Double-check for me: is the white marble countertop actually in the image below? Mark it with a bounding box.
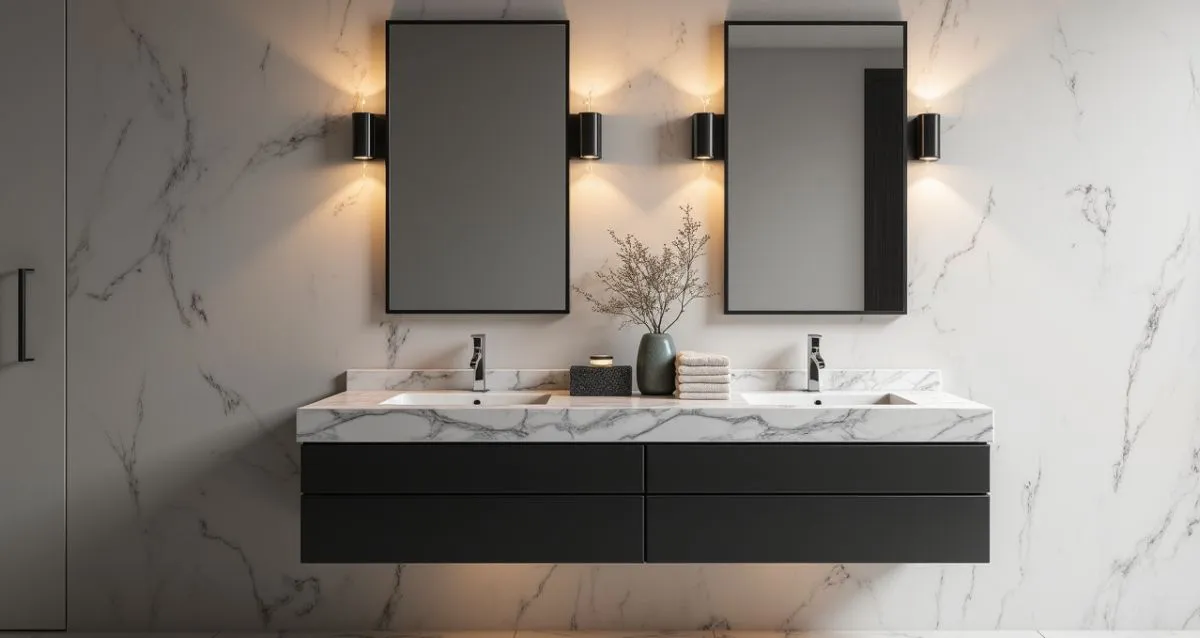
[296,369,993,444]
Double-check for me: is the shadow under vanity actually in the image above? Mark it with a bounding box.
[310,20,988,565]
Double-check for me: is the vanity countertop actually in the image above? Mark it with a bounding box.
[296,383,993,444]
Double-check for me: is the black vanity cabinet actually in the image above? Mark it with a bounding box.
[301,443,990,564]
[301,444,644,563]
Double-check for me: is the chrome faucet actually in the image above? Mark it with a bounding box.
[470,334,487,392]
[806,334,826,392]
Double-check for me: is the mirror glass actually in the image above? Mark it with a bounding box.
[387,21,569,313]
[724,22,907,314]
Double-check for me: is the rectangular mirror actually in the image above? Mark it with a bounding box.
[386,21,569,313]
[724,21,907,314]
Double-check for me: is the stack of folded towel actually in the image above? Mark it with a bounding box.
[675,351,732,400]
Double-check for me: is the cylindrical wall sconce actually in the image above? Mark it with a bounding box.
[913,112,940,161]
[353,112,387,160]
[691,112,725,160]
[569,112,602,160]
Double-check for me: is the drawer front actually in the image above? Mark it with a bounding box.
[302,443,643,494]
[646,495,988,563]
[303,495,644,563]
[646,444,989,494]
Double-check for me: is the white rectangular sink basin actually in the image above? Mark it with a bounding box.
[740,391,915,407]
[380,391,553,407]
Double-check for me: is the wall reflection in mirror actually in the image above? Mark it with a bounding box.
[724,22,907,314]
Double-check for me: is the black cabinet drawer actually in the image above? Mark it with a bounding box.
[645,495,988,563]
[303,495,644,563]
[646,444,988,494]
[302,443,643,494]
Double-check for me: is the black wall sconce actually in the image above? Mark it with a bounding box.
[353,112,387,160]
[691,112,725,160]
[911,112,940,162]
[569,112,602,160]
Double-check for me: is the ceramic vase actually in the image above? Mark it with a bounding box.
[636,332,677,396]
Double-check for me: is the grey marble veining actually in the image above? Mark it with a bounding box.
[64,0,1200,631]
[297,394,992,443]
[298,367,988,443]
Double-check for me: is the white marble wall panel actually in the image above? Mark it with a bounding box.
[66,0,1200,632]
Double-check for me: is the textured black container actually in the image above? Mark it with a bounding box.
[570,365,633,397]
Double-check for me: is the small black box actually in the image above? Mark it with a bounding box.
[570,365,633,397]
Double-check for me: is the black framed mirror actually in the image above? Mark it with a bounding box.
[723,21,908,315]
[386,20,570,314]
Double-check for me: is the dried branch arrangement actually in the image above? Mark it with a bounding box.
[574,203,715,334]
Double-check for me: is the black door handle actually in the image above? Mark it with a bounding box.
[18,268,33,362]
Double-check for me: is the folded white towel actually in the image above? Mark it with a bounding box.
[677,374,731,384]
[677,351,731,367]
[676,365,731,376]
[676,382,731,393]
[675,391,731,400]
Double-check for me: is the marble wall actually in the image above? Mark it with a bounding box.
[65,0,1200,631]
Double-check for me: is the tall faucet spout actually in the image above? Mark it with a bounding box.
[471,334,487,392]
[806,334,825,392]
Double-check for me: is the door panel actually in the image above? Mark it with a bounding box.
[0,0,66,629]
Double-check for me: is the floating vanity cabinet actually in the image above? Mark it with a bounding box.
[646,496,987,563]
[301,444,645,563]
[301,442,989,564]
[644,444,989,563]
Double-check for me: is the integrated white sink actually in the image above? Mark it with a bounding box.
[298,369,993,443]
[380,391,553,407]
[740,391,915,406]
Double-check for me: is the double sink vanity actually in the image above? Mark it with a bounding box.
[305,18,989,566]
[297,368,993,565]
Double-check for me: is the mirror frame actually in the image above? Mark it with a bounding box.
[384,20,571,315]
[722,20,909,316]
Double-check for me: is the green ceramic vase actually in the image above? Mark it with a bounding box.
[636,332,677,396]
